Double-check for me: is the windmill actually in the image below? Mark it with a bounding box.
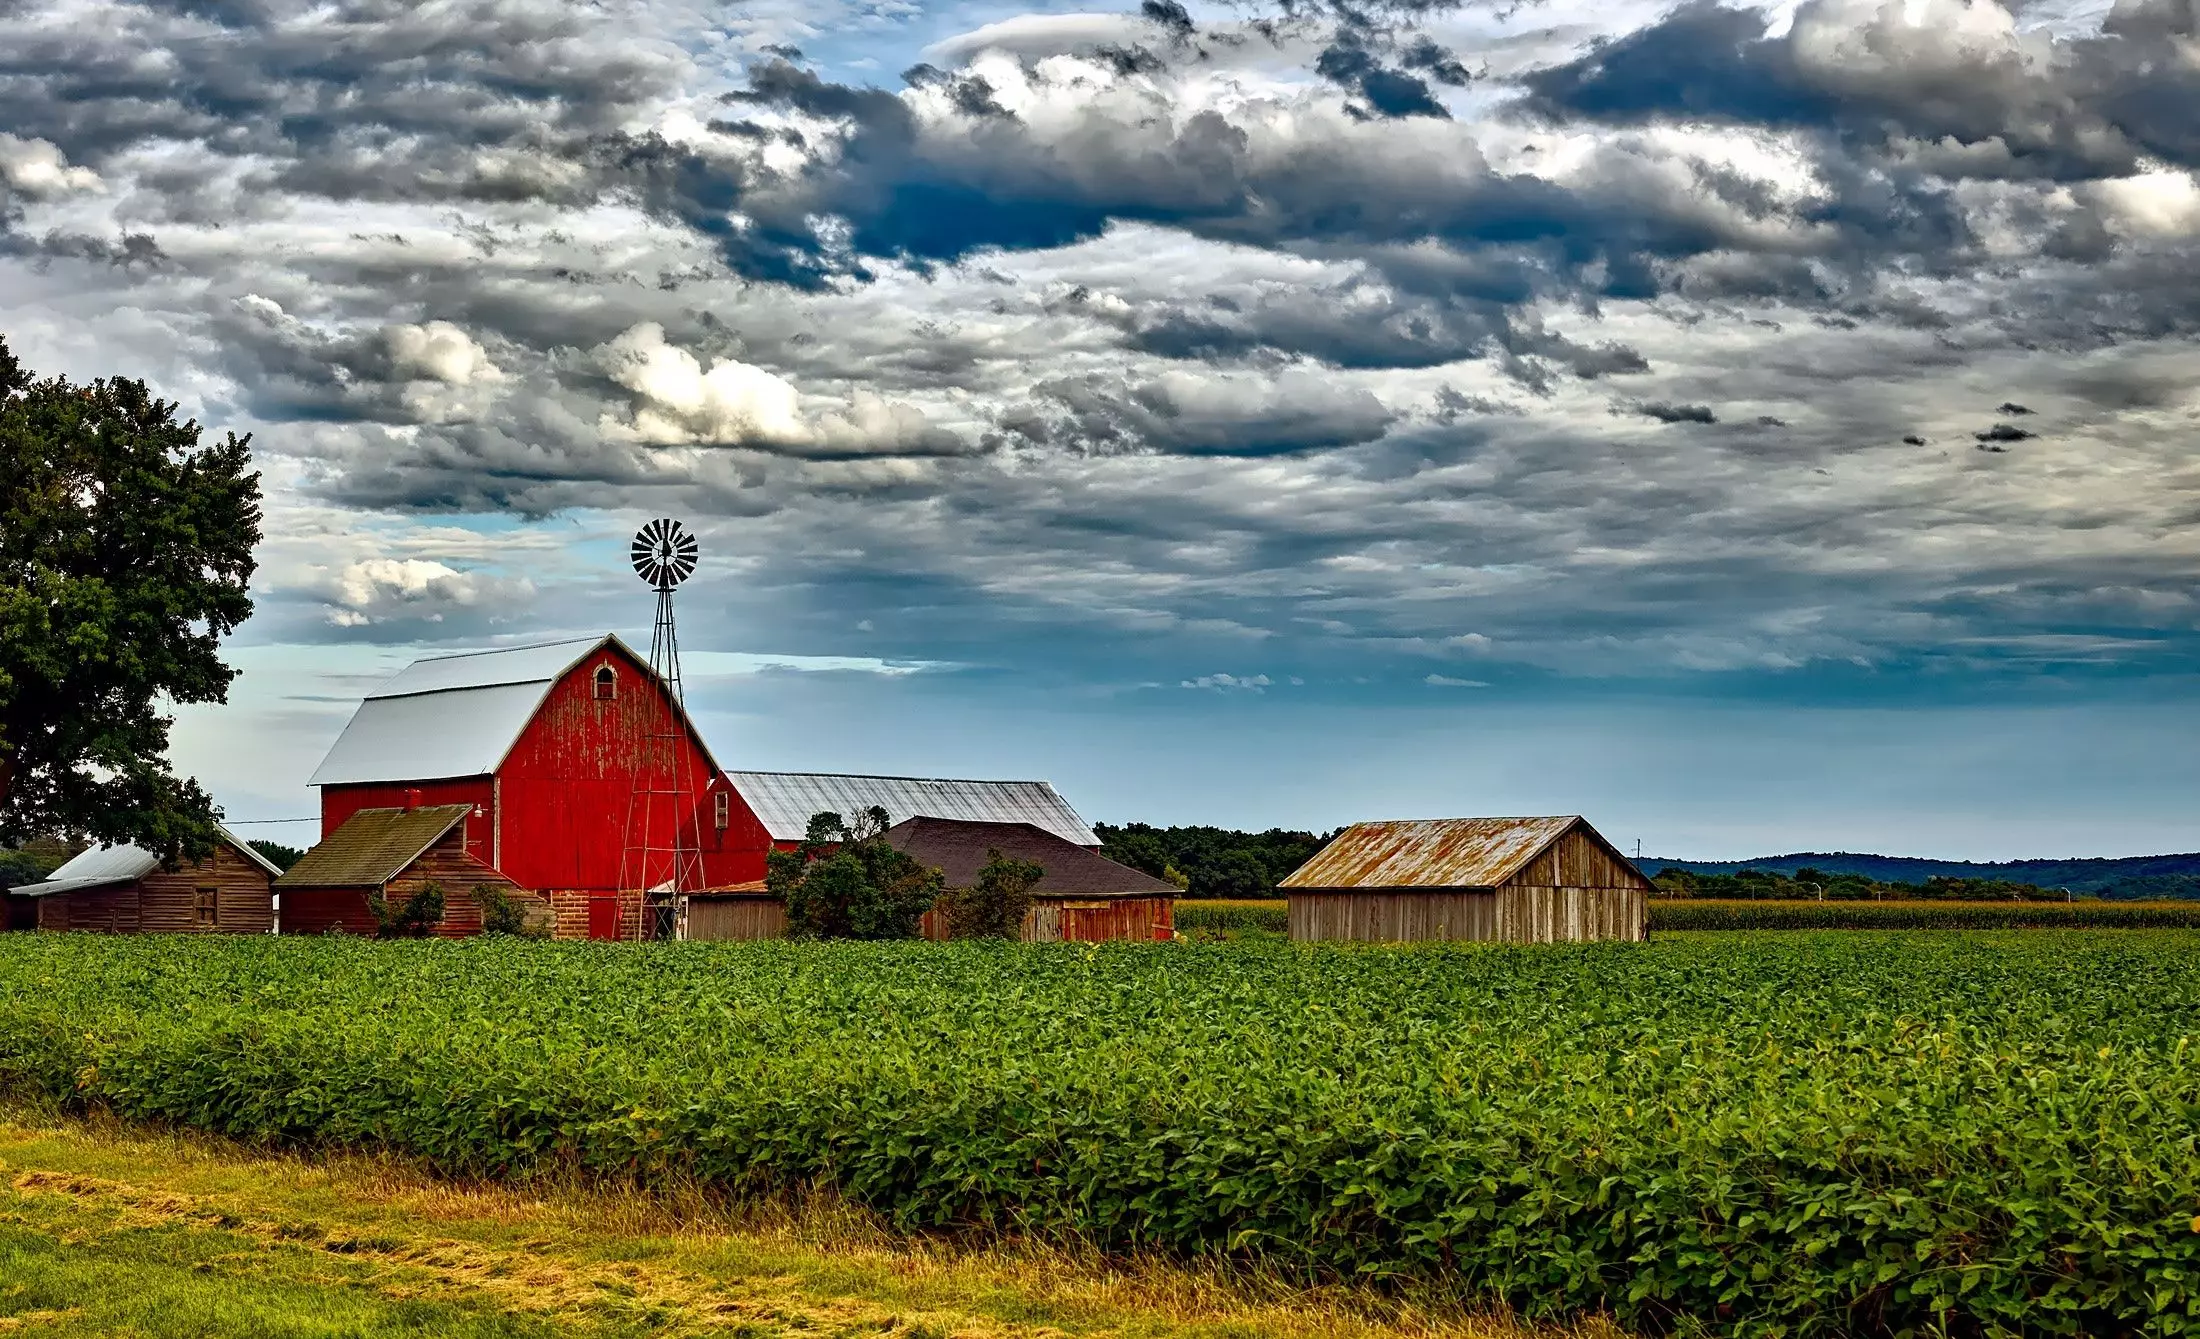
[619,518,702,940]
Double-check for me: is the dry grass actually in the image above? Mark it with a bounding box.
[0,1105,1624,1339]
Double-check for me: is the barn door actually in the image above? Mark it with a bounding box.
[587,896,621,941]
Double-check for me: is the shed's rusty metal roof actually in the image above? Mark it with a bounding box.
[274,805,471,889]
[1279,816,1584,890]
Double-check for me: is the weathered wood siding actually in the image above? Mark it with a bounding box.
[138,843,274,933]
[1053,897,1173,942]
[1288,890,1498,942]
[1504,829,1649,893]
[683,895,787,941]
[1492,885,1646,943]
[280,889,377,936]
[40,885,140,932]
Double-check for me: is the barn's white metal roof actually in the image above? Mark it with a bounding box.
[9,824,282,896]
[726,772,1100,847]
[307,634,717,787]
[311,681,559,786]
[369,637,604,700]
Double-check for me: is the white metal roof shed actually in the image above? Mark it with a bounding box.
[726,772,1101,847]
[8,824,283,896]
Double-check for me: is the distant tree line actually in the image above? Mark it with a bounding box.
[1652,866,2076,902]
[1095,823,1336,899]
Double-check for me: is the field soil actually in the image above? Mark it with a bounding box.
[0,1107,1610,1339]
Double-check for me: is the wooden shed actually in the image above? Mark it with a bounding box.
[5,825,280,934]
[276,803,546,936]
[1279,816,1649,943]
[890,817,1177,942]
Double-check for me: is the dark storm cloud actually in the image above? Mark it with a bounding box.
[1002,369,1396,456]
[1627,400,1719,424]
[1523,0,2200,180]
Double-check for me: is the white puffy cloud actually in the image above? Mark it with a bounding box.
[0,133,101,197]
[595,322,960,456]
[309,558,535,627]
[385,322,502,386]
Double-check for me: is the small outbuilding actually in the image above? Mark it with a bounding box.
[1279,816,1650,943]
[888,816,1178,942]
[6,825,281,934]
[276,802,545,936]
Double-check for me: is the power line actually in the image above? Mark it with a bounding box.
[223,816,317,825]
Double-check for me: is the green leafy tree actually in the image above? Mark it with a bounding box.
[0,335,261,862]
[247,840,304,872]
[943,848,1043,940]
[769,807,943,940]
[471,882,539,936]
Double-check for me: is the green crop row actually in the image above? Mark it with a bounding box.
[1651,897,2200,931]
[1,932,2197,1336]
[1173,900,1287,934]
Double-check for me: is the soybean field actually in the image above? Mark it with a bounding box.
[1,931,2196,1336]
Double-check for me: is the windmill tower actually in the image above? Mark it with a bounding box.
[620,518,702,940]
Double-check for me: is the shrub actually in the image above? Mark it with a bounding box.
[367,880,444,938]
[470,882,537,936]
[942,848,1043,939]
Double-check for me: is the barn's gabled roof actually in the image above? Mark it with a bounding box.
[309,634,713,787]
[1280,816,1610,890]
[884,817,1177,897]
[8,824,283,897]
[726,772,1100,847]
[274,805,473,889]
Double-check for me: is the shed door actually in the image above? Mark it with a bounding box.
[586,896,621,941]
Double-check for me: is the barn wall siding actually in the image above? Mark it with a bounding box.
[138,845,274,934]
[496,645,769,895]
[1288,891,1498,942]
[380,828,539,938]
[684,897,788,941]
[281,890,378,936]
[322,777,494,856]
[1493,886,1647,943]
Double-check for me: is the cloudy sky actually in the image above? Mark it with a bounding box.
[6,0,2199,859]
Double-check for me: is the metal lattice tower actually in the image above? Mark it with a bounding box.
[620,518,702,941]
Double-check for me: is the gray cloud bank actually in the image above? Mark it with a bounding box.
[0,0,2196,683]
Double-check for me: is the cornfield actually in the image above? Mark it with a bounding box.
[1651,897,2200,931]
[1,931,2196,1335]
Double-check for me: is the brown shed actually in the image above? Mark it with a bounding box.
[276,803,545,936]
[889,816,1178,942]
[1279,816,1650,943]
[6,825,280,934]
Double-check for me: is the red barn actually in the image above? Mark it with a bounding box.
[307,635,771,938]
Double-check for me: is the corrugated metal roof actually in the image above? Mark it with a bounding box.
[1279,816,1583,890]
[8,824,282,895]
[727,772,1100,846]
[307,634,717,787]
[275,804,472,889]
[369,637,605,700]
[885,818,1176,896]
[310,681,557,786]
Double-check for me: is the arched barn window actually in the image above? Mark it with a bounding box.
[594,664,617,700]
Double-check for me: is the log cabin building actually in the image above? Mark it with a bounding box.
[1280,816,1651,943]
[5,825,280,934]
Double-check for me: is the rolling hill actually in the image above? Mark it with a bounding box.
[1641,851,2200,899]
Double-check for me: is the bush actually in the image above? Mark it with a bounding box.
[769,807,943,940]
[367,880,445,938]
[470,882,538,936]
[942,848,1042,939]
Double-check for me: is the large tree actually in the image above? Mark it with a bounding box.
[0,335,261,861]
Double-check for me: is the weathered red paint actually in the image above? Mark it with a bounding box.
[315,639,771,938]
